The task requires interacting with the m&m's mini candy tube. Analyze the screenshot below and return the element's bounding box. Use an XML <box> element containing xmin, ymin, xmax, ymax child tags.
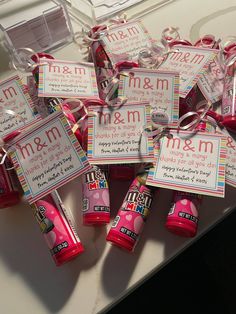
<box><xmin>82</xmin><ymin>165</ymin><xmax>110</xmax><ymax>225</ymax></box>
<box><xmin>31</xmin><ymin>191</ymin><xmax>84</xmax><ymax>266</ymax></box>
<box><xmin>106</xmin><ymin>170</ymin><xmax>153</xmax><ymax>251</ymax></box>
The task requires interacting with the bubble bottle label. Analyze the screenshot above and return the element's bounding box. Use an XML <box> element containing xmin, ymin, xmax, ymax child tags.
<box><xmin>166</xmin><ymin>191</ymin><xmax>202</xmax><ymax>237</ymax></box>
<box><xmin>107</xmin><ymin>173</ymin><xmax>153</xmax><ymax>251</ymax></box>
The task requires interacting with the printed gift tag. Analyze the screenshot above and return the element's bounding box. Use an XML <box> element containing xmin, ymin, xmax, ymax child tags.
<box><xmin>101</xmin><ymin>20</ymin><xmax>154</xmax><ymax>64</ymax></box>
<box><xmin>9</xmin><ymin>111</ymin><xmax>90</xmax><ymax>204</ymax></box>
<box><xmin>223</xmin><ymin>129</ymin><xmax>236</xmax><ymax>188</ymax></box>
<box><xmin>146</xmin><ymin>130</ymin><xmax>226</xmax><ymax>197</ymax></box>
<box><xmin>38</xmin><ymin>59</ymin><xmax>99</xmax><ymax>98</ymax></box>
<box><xmin>197</xmin><ymin>55</ymin><xmax>224</xmax><ymax>103</ymax></box>
<box><xmin>158</xmin><ymin>46</ymin><xmax>218</xmax><ymax>98</ymax></box>
<box><xmin>118</xmin><ymin>68</ymin><xmax>179</xmax><ymax>127</ymax></box>
<box><xmin>87</xmin><ymin>102</ymin><xmax>154</xmax><ymax>164</ymax></box>
<box><xmin>0</xmin><ymin>75</ymin><xmax>40</xmax><ymax>137</ymax></box>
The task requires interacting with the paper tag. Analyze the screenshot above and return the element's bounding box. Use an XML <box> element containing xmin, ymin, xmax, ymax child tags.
<box><xmin>158</xmin><ymin>46</ymin><xmax>218</xmax><ymax>98</ymax></box>
<box><xmin>0</xmin><ymin>75</ymin><xmax>40</xmax><ymax>137</ymax></box>
<box><xmin>197</xmin><ymin>55</ymin><xmax>224</xmax><ymax>103</ymax></box>
<box><xmin>146</xmin><ymin>130</ymin><xmax>226</xmax><ymax>197</ymax></box>
<box><xmin>101</xmin><ymin>20</ymin><xmax>154</xmax><ymax>64</ymax></box>
<box><xmin>118</xmin><ymin>68</ymin><xmax>179</xmax><ymax>127</ymax></box>
<box><xmin>38</xmin><ymin>59</ymin><xmax>99</xmax><ymax>98</ymax></box>
<box><xmin>222</xmin><ymin>129</ymin><xmax>236</xmax><ymax>188</ymax></box>
<box><xmin>9</xmin><ymin>111</ymin><xmax>90</xmax><ymax>204</ymax></box>
<box><xmin>87</xmin><ymin>102</ymin><xmax>154</xmax><ymax>164</ymax></box>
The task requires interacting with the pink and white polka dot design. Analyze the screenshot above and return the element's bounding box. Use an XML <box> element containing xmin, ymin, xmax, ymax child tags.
<box><xmin>111</xmin><ymin>178</ymin><xmax>152</xmax><ymax>247</ymax></box>
<box><xmin>35</xmin><ymin>195</ymin><xmax>79</xmax><ymax>258</ymax></box>
<box><xmin>168</xmin><ymin>191</ymin><xmax>202</xmax><ymax>225</ymax></box>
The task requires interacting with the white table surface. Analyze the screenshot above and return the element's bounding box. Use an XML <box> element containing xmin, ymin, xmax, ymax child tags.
<box><xmin>0</xmin><ymin>0</ymin><xmax>236</xmax><ymax>313</ymax></box>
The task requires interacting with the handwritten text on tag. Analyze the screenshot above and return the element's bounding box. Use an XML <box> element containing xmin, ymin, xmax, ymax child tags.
<box><xmin>38</xmin><ymin>59</ymin><xmax>99</xmax><ymax>99</ymax></box>
<box><xmin>197</xmin><ymin>55</ymin><xmax>224</xmax><ymax>103</ymax></box>
<box><xmin>101</xmin><ymin>20</ymin><xmax>154</xmax><ymax>64</ymax></box>
<box><xmin>147</xmin><ymin>130</ymin><xmax>226</xmax><ymax>197</ymax></box>
<box><xmin>0</xmin><ymin>75</ymin><xmax>40</xmax><ymax>137</ymax></box>
<box><xmin>118</xmin><ymin>68</ymin><xmax>179</xmax><ymax>126</ymax></box>
<box><xmin>159</xmin><ymin>46</ymin><xmax>218</xmax><ymax>98</ymax></box>
<box><xmin>87</xmin><ymin>102</ymin><xmax>154</xmax><ymax>164</ymax></box>
<box><xmin>224</xmin><ymin>129</ymin><xmax>236</xmax><ymax>188</ymax></box>
<box><xmin>9</xmin><ymin>111</ymin><xmax>90</xmax><ymax>203</ymax></box>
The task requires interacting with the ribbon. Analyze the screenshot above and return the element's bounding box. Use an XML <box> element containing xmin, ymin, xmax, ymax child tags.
<box><xmin>0</xmin><ymin>109</ymin><xmax>26</xmax><ymax>168</ymax></box>
<box><xmin>161</xmin><ymin>26</ymin><xmax>180</xmax><ymax>46</ymax></box>
<box><xmin>138</xmin><ymin>26</ymin><xmax>180</xmax><ymax>69</ymax></box>
<box><xmin>103</xmin><ymin>69</ymin><xmax>131</xmax><ymax>107</ymax></box>
<box><xmin>10</xmin><ymin>48</ymin><xmax>49</xmax><ymax>72</ymax></box>
<box><xmin>219</xmin><ymin>36</ymin><xmax>236</xmax><ymax>68</ymax></box>
<box><xmin>177</xmin><ymin>100</ymin><xmax>219</xmax><ymax>132</ymax></box>
<box><xmin>74</xmin><ymin>25</ymin><xmax>108</xmax><ymax>54</ymax></box>
<box><xmin>141</xmin><ymin>111</ymin><xmax>173</xmax><ymax>146</ymax></box>
<box><xmin>107</xmin><ymin>12</ymin><xmax>128</xmax><ymax>26</ymax></box>
<box><xmin>74</xmin><ymin>12</ymin><xmax>127</xmax><ymax>55</ymax></box>
<box><xmin>60</xmin><ymin>98</ymin><xmax>100</xmax><ymax>132</ymax></box>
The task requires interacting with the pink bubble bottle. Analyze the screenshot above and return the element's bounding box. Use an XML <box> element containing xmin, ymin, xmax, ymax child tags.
<box><xmin>31</xmin><ymin>191</ymin><xmax>84</xmax><ymax>266</ymax></box>
<box><xmin>82</xmin><ymin>165</ymin><xmax>110</xmax><ymax>225</ymax></box>
<box><xmin>165</xmin><ymin>117</ymin><xmax>216</xmax><ymax>237</ymax></box>
<box><xmin>165</xmin><ymin>191</ymin><xmax>202</xmax><ymax>237</ymax></box>
<box><xmin>106</xmin><ymin>170</ymin><xmax>153</xmax><ymax>251</ymax></box>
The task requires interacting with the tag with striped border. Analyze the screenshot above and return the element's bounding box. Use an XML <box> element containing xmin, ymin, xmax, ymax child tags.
<box><xmin>100</xmin><ymin>20</ymin><xmax>155</xmax><ymax>65</ymax></box>
<box><xmin>0</xmin><ymin>75</ymin><xmax>40</xmax><ymax>137</ymax></box>
<box><xmin>87</xmin><ymin>102</ymin><xmax>154</xmax><ymax>164</ymax></box>
<box><xmin>8</xmin><ymin>111</ymin><xmax>90</xmax><ymax>204</ymax></box>
<box><xmin>158</xmin><ymin>46</ymin><xmax>218</xmax><ymax>98</ymax></box>
<box><xmin>38</xmin><ymin>59</ymin><xmax>99</xmax><ymax>99</ymax></box>
<box><xmin>118</xmin><ymin>68</ymin><xmax>179</xmax><ymax>128</ymax></box>
<box><xmin>146</xmin><ymin>130</ymin><xmax>226</xmax><ymax>198</ymax></box>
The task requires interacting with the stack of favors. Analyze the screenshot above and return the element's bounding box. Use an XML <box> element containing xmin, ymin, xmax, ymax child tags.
<box><xmin>0</xmin><ymin>15</ymin><xmax>235</xmax><ymax>266</ymax></box>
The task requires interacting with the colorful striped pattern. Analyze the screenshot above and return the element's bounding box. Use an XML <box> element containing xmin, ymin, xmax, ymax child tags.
<box><xmin>0</xmin><ymin>75</ymin><xmax>40</xmax><ymax>136</ymax></box>
<box><xmin>159</xmin><ymin>46</ymin><xmax>218</xmax><ymax>98</ymax></box>
<box><xmin>146</xmin><ymin>131</ymin><xmax>226</xmax><ymax>198</ymax></box>
<box><xmin>87</xmin><ymin>102</ymin><xmax>154</xmax><ymax>164</ymax></box>
<box><xmin>9</xmin><ymin>150</ymin><xmax>31</xmax><ymax>197</ymax></box>
<box><xmin>172</xmin><ymin>74</ymin><xmax>180</xmax><ymax>127</ymax></box>
<box><xmin>226</xmin><ymin>177</ymin><xmax>236</xmax><ymax>188</ymax></box>
<box><xmin>184</xmin><ymin>50</ymin><xmax>218</xmax><ymax>98</ymax></box>
<box><xmin>117</xmin><ymin>69</ymin><xmax>180</xmax><ymax>128</ymax></box>
<box><xmin>100</xmin><ymin>20</ymin><xmax>154</xmax><ymax>65</ymax></box>
<box><xmin>197</xmin><ymin>55</ymin><xmax>223</xmax><ymax>103</ymax></box>
<box><xmin>38</xmin><ymin>63</ymin><xmax>44</xmax><ymax>96</ymax></box>
<box><xmin>9</xmin><ymin>111</ymin><xmax>90</xmax><ymax>204</ymax></box>
<box><xmin>38</xmin><ymin>58</ymin><xmax>99</xmax><ymax>98</ymax></box>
